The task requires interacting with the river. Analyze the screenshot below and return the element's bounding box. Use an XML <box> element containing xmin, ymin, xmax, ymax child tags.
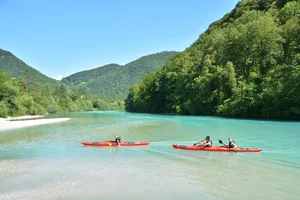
<box><xmin>1</xmin><ymin>111</ymin><xmax>300</xmax><ymax>200</ymax></box>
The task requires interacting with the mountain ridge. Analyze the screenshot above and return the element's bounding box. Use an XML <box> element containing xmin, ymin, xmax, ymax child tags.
<box><xmin>0</xmin><ymin>48</ymin><xmax>60</xmax><ymax>88</ymax></box>
<box><xmin>62</xmin><ymin>51</ymin><xmax>178</xmax><ymax>100</ymax></box>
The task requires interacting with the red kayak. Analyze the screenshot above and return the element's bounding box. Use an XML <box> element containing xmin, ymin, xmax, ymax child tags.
<box><xmin>81</xmin><ymin>141</ymin><xmax>149</xmax><ymax>146</ymax></box>
<box><xmin>172</xmin><ymin>144</ymin><xmax>262</xmax><ymax>152</ymax></box>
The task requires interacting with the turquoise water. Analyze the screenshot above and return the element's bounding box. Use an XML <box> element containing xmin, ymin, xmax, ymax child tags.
<box><xmin>1</xmin><ymin>111</ymin><xmax>300</xmax><ymax>200</ymax></box>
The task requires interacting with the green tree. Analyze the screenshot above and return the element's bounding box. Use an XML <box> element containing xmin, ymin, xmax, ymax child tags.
<box><xmin>0</xmin><ymin>101</ymin><xmax>8</xmax><ymax>117</ymax></box>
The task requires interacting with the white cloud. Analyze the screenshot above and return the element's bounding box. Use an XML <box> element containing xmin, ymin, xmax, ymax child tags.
<box><xmin>56</xmin><ymin>75</ymin><xmax>63</xmax><ymax>81</ymax></box>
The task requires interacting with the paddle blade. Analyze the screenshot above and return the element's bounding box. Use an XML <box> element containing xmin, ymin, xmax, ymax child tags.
<box><xmin>219</xmin><ymin>140</ymin><xmax>223</xmax><ymax>144</ymax></box>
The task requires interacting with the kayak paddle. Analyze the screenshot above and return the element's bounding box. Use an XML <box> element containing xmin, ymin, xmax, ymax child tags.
<box><xmin>219</xmin><ymin>140</ymin><xmax>237</xmax><ymax>153</ymax></box>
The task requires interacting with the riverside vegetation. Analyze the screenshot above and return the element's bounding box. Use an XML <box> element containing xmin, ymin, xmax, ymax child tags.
<box><xmin>0</xmin><ymin>70</ymin><xmax>124</xmax><ymax>117</ymax></box>
<box><xmin>125</xmin><ymin>0</ymin><xmax>300</xmax><ymax>120</ymax></box>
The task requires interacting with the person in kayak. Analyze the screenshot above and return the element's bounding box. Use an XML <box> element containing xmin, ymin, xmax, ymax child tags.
<box><xmin>225</xmin><ymin>138</ymin><xmax>236</xmax><ymax>149</ymax></box>
<box><xmin>113</xmin><ymin>134</ymin><xmax>121</xmax><ymax>147</ymax></box>
<box><xmin>193</xmin><ymin>136</ymin><xmax>212</xmax><ymax>147</ymax></box>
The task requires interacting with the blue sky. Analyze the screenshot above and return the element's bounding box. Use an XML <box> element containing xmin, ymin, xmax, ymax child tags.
<box><xmin>0</xmin><ymin>0</ymin><xmax>239</xmax><ymax>80</ymax></box>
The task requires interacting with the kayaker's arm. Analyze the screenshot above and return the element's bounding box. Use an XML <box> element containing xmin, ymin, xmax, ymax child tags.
<box><xmin>193</xmin><ymin>140</ymin><xmax>205</xmax><ymax>146</ymax></box>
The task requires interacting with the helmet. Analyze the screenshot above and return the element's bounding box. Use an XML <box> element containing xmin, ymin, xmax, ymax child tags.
<box><xmin>206</xmin><ymin>136</ymin><xmax>210</xmax><ymax>140</ymax></box>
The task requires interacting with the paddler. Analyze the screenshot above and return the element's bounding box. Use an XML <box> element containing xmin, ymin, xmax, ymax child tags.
<box><xmin>114</xmin><ymin>134</ymin><xmax>121</xmax><ymax>147</ymax></box>
<box><xmin>193</xmin><ymin>136</ymin><xmax>212</xmax><ymax>147</ymax></box>
<box><xmin>224</xmin><ymin>137</ymin><xmax>237</xmax><ymax>149</ymax></box>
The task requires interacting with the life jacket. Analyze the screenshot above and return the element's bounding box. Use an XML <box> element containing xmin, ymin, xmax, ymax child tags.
<box><xmin>205</xmin><ymin>140</ymin><xmax>212</xmax><ymax>147</ymax></box>
<box><xmin>228</xmin><ymin>141</ymin><xmax>235</xmax><ymax>148</ymax></box>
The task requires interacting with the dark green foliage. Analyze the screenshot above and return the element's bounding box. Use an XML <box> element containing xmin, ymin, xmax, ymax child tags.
<box><xmin>0</xmin><ymin>49</ymin><xmax>60</xmax><ymax>89</ymax></box>
<box><xmin>16</xmin><ymin>94</ymin><xmax>46</xmax><ymax>115</ymax></box>
<box><xmin>0</xmin><ymin>101</ymin><xmax>8</xmax><ymax>117</ymax></box>
<box><xmin>125</xmin><ymin>0</ymin><xmax>300</xmax><ymax>120</ymax></box>
<box><xmin>278</xmin><ymin>1</ymin><xmax>300</xmax><ymax>23</ymax></box>
<box><xmin>62</xmin><ymin>51</ymin><xmax>177</xmax><ymax>100</ymax></box>
<box><xmin>93</xmin><ymin>99</ymin><xmax>124</xmax><ymax>110</ymax></box>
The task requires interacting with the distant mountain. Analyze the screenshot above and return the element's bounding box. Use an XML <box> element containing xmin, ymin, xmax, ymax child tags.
<box><xmin>62</xmin><ymin>51</ymin><xmax>177</xmax><ymax>100</ymax></box>
<box><xmin>0</xmin><ymin>48</ymin><xmax>60</xmax><ymax>88</ymax></box>
<box><xmin>61</xmin><ymin>64</ymin><xmax>121</xmax><ymax>86</ymax></box>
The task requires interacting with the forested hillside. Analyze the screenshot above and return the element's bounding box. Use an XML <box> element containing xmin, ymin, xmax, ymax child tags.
<box><xmin>63</xmin><ymin>51</ymin><xmax>177</xmax><ymax>100</ymax></box>
<box><xmin>0</xmin><ymin>49</ymin><xmax>60</xmax><ymax>89</ymax></box>
<box><xmin>0</xmin><ymin>70</ymin><xmax>123</xmax><ymax>117</ymax></box>
<box><xmin>125</xmin><ymin>0</ymin><xmax>300</xmax><ymax>120</ymax></box>
<box><xmin>61</xmin><ymin>64</ymin><xmax>121</xmax><ymax>86</ymax></box>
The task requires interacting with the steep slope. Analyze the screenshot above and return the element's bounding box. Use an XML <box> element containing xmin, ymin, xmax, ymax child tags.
<box><xmin>125</xmin><ymin>0</ymin><xmax>300</xmax><ymax>120</ymax></box>
<box><xmin>63</xmin><ymin>51</ymin><xmax>177</xmax><ymax>100</ymax></box>
<box><xmin>0</xmin><ymin>48</ymin><xmax>60</xmax><ymax>88</ymax></box>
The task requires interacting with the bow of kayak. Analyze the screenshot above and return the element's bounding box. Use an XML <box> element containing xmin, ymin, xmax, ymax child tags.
<box><xmin>81</xmin><ymin>141</ymin><xmax>149</xmax><ymax>146</ymax></box>
<box><xmin>172</xmin><ymin>144</ymin><xmax>262</xmax><ymax>152</ymax></box>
